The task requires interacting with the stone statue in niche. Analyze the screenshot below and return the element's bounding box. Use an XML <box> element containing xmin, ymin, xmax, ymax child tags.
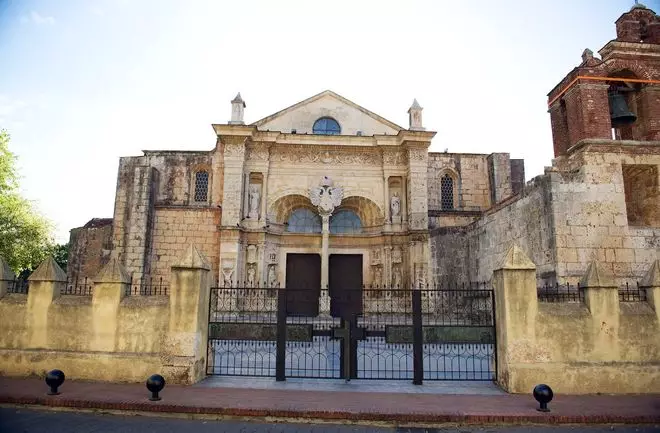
<box><xmin>268</xmin><ymin>265</ymin><xmax>277</xmax><ymax>287</ymax></box>
<box><xmin>373</xmin><ymin>266</ymin><xmax>382</xmax><ymax>287</ymax></box>
<box><xmin>390</xmin><ymin>193</ymin><xmax>401</xmax><ymax>217</ymax></box>
<box><xmin>247</xmin><ymin>265</ymin><xmax>256</xmax><ymax>286</ymax></box>
<box><xmin>248</xmin><ymin>185</ymin><xmax>261</xmax><ymax>219</ymax></box>
<box><xmin>392</xmin><ymin>266</ymin><xmax>402</xmax><ymax>288</ymax></box>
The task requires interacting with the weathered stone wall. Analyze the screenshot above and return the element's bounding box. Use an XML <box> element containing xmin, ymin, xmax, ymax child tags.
<box><xmin>112</xmin><ymin>151</ymin><xmax>216</xmax><ymax>281</ymax></box>
<box><xmin>151</xmin><ymin>208</ymin><xmax>221</xmax><ymax>285</ymax></box>
<box><xmin>67</xmin><ymin>218</ymin><xmax>113</xmax><ymax>283</ymax></box>
<box><xmin>0</xmin><ymin>247</ymin><xmax>211</xmax><ymax>385</ymax></box>
<box><xmin>494</xmin><ymin>248</ymin><xmax>660</xmax><ymax>394</ymax></box>
<box><xmin>432</xmin><ymin>141</ymin><xmax>660</xmax><ymax>286</ymax></box>
<box><xmin>551</xmin><ymin>141</ymin><xmax>660</xmax><ymax>283</ymax></box>
<box><xmin>427</xmin><ymin>153</ymin><xmax>491</xmax><ymax>212</ymax></box>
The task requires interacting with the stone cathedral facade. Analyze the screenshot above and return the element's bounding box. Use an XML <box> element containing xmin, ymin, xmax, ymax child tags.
<box><xmin>68</xmin><ymin>4</ymin><xmax>660</xmax><ymax>290</ymax></box>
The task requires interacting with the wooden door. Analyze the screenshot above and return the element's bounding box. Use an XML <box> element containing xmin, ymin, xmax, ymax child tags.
<box><xmin>285</xmin><ymin>253</ymin><xmax>321</xmax><ymax>316</ymax></box>
<box><xmin>329</xmin><ymin>254</ymin><xmax>363</xmax><ymax>319</ymax></box>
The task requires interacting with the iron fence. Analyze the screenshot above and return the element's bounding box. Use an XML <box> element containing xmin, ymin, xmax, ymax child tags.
<box><xmin>5</xmin><ymin>278</ymin><xmax>29</xmax><ymax>294</ymax></box>
<box><xmin>63</xmin><ymin>277</ymin><xmax>93</xmax><ymax>296</ymax></box>
<box><xmin>125</xmin><ymin>276</ymin><xmax>168</xmax><ymax>296</ymax></box>
<box><xmin>207</xmin><ymin>283</ymin><xmax>496</xmax><ymax>382</ymax></box>
<box><xmin>538</xmin><ymin>283</ymin><xmax>584</xmax><ymax>303</ymax></box>
<box><xmin>619</xmin><ymin>282</ymin><xmax>647</xmax><ymax>302</ymax></box>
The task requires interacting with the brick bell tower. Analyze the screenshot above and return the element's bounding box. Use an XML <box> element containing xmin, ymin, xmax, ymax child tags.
<box><xmin>547</xmin><ymin>2</ymin><xmax>660</xmax><ymax>157</ymax></box>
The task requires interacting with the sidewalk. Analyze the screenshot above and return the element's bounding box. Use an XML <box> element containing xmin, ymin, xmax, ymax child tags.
<box><xmin>0</xmin><ymin>377</ymin><xmax>658</xmax><ymax>425</ymax></box>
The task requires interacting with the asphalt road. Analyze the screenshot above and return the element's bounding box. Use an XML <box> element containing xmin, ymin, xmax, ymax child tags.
<box><xmin>0</xmin><ymin>408</ymin><xmax>658</xmax><ymax>433</ymax></box>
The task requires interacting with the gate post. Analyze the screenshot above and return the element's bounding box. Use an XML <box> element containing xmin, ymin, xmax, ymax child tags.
<box><xmin>161</xmin><ymin>244</ymin><xmax>211</xmax><ymax>385</ymax></box>
<box><xmin>276</xmin><ymin>288</ymin><xmax>287</xmax><ymax>381</ymax></box>
<box><xmin>412</xmin><ymin>289</ymin><xmax>423</xmax><ymax>385</ymax></box>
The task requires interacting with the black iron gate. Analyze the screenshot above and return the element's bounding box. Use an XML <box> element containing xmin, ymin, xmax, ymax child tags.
<box><xmin>207</xmin><ymin>284</ymin><xmax>496</xmax><ymax>382</ymax></box>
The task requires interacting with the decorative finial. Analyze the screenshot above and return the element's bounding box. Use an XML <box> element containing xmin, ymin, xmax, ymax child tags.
<box><xmin>581</xmin><ymin>48</ymin><xmax>594</xmax><ymax>63</ymax></box>
<box><xmin>631</xmin><ymin>1</ymin><xmax>646</xmax><ymax>10</ymax></box>
<box><xmin>229</xmin><ymin>92</ymin><xmax>246</xmax><ymax>125</ymax></box>
<box><xmin>407</xmin><ymin>98</ymin><xmax>424</xmax><ymax>131</ymax></box>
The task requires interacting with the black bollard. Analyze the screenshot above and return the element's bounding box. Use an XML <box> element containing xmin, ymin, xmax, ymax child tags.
<box><xmin>45</xmin><ymin>369</ymin><xmax>65</xmax><ymax>395</ymax></box>
<box><xmin>533</xmin><ymin>384</ymin><xmax>554</xmax><ymax>412</ymax></box>
<box><xmin>146</xmin><ymin>374</ymin><xmax>165</xmax><ymax>401</ymax></box>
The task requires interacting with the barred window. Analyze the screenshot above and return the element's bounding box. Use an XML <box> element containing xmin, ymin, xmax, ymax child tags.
<box><xmin>287</xmin><ymin>208</ymin><xmax>322</xmax><ymax>233</ymax></box>
<box><xmin>194</xmin><ymin>171</ymin><xmax>209</xmax><ymax>202</ymax></box>
<box><xmin>330</xmin><ymin>210</ymin><xmax>362</xmax><ymax>234</ymax></box>
<box><xmin>440</xmin><ymin>174</ymin><xmax>454</xmax><ymax>210</ymax></box>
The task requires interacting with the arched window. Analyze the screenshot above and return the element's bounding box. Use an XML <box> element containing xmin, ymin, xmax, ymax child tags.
<box><xmin>287</xmin><ymin>208</ymin><xmax>322</xmax><ymax>233</ymax></box>
<box><xmin>194</xmin><ymin>171</ymin><xmax>209</xmax><ymax>202</ymax></box>
<box><xmin>312</xmin><ymin>117</ymin><xmax>341</xmax><ymax>135</ymax></box>
<box><xmin>330</xmin><ymin>210</ymin><xmax>362</xmax><ymax>234</ymax></box>
<box><xmin>440</xmin><ymin>174</ymin><xmax>454</xmax><ymax>210</ymax></box>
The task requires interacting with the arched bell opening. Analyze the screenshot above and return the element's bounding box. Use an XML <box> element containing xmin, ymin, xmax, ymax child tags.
<box><xmin>607</xmin><ymin>70</ymin><xmax>642</xmax><ymax>141</ymax></box>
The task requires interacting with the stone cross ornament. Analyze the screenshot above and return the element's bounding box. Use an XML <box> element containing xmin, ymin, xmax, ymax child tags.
<box><xmin>309</xmin><ymin>176</ymin><xmax>343</xmax><ymax>216</ymax></box>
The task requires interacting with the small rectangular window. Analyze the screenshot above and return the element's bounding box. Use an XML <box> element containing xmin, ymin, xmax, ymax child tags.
<box><xmin>194</xmin><ymin>171</ymin><xmax>209</xmax><ymax>202</ymax></box>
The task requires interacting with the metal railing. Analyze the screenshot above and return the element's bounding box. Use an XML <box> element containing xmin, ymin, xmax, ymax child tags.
<box><xmin>125</xmin><ymin>276</ymin><xmax>168</xmax><ymax>296</ymax></box>
<box><xmin>537</xmin><ymin>283</ymin><xmax>584</xmax><ymax>303</ymax></box>
<box><xmin>619</xmin><ymin>282</ymin><xmax>647</xmax><ymax>302</ymax></box>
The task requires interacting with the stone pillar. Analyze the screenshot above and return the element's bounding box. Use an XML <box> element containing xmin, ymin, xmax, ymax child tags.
<box><xmin>487</xmin><ymin>153</ymin><xmax>513</xmax><ymax>204</ymax></box>
<box><xmin>91</xmin><ymin>258</ymin><xmax>130</xmax><ymax>352</ymax></box>
<box><xmin>161</xmin><ymin>244</ymin><xmax>211</xmax><ymax>384</ymax></box>
<box><xmin>580</xmin><ymin>259</ymin><xmax>620</xmax><ymax>361</ymax></box>
<box><xmin>492</xmin><ymin>244</ymin><xmax>537</xmax><ymax>393</ymax></box>
<box><xmin>0</xmin><ymin>256</ymin><xmax>13</xmax><ymax>298</ymax></box>
<box><xmin>260</xmin><ymin>171</ymin><xmax>269</xmax><ymax>224</ymax></box>
<box><xmin>383</xmin><ymin>176</ymin><xmax>390</xmax><ymax>223</ymax></box>
<box><xmin>640</xmin><ymin>259</ymin><xmax>660</xmax><ymax>323</ymax></box>
<box><xmin>26</xmin><ymin>257</ymin><xmax>67</xmax><ymax>349</ymax></box>
<box><xmin>320</xmin><ymin>214</ymin><xmax>330</xmax><ymax>290</ymax></box>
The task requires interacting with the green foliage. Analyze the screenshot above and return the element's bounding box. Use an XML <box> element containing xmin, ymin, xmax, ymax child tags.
<box><xmin>50</xmin><ymin>243</ymin><xmax>69</xmax><ymax>272</ymax></box>
<box><xmin>0</xmin><ymin>130</ymin><xmax>55</xmax><ymax>274</ymax></box>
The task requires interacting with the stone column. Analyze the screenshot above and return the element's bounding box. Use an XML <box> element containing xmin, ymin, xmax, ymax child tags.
<box><xmin>580</xmin><ymin>259</ymin><xmax>620</xmax><ymax>361</ymax></box>
<box><xmin>26</xmin><ymin>257</ymin><xmax>67</xmax><ymax>349</ymax></box>
<box><xmin>91</xmin><ymin>258</ymin><xmax>130</xmax><ymax>352</ymax></box>
<box><xmin>161</xmin><ymin>244</ymin><xmax>211</xmax><ymax>384</ymax></box>
<box><xmin>492</xmin><ymin>244</ymin><xmax>537</xmax><ymax>393</ymax></box>
<box><xmin>640</xmin><ymin>259</ymin><xmax>660</xmax><ymax>323</ymax></box>
<box><xmin>0</xmin><ymin>256</ymin><xmax>13</xmax><ymax>298</ymax></box>
<box><xmin>260</xmin><ymin>172</ymin><xmax>268</xmax><ymax>225</ymax></box>
<box><xmin>383</xmin><ymin>175</ymin><xmax>390</xmax><ymax>223</ymax></box>
<box><xmin>320</xmin><ymin>214</ymin><xmax>330</xmax><ymax>290</ymax></box>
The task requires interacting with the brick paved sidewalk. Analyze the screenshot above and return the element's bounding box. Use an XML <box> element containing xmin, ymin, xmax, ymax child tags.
<box><xmin>0</xmin><ymin>377</ymin><xmax>658</xmax><ymax>425</ymax></box>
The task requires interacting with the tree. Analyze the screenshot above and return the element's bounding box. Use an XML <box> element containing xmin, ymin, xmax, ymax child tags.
<box><xmin>0</xmin><ymin>130</ymin><xmax>55</xmax><ymax>274</ymax></box>
<box><xmin>50</xmin><ymin>243</ymin><xmax>69</xmax><ymax>272</ymax></box>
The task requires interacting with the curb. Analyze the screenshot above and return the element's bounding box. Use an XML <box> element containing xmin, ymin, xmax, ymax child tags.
<box><xmin>2</xmin><ymin>396</ymin><xmax>659</xmax><ymax>425</ymax></box>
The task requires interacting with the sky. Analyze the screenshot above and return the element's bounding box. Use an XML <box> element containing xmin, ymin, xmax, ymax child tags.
<box><xmin>1</xmin><ymin>0</ymin><xmax>658</xmax><ymax>243</ymax></box>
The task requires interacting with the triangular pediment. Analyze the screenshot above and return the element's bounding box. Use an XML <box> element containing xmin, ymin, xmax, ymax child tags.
<box><xmin>252</xmin><ymin>90</ymin><xmax>403</xmax><ymax>136</ymax></box>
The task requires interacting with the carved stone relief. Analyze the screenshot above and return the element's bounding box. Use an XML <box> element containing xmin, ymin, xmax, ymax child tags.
<box><xmin>383</xmin><ymin>150</ymin><xmax>408</xmax><ymax>165</ymax></box>
<box><xmin>246</xmin><ymin>245</ymin><xmax>257</xmax><ymax>264</ymax></box>
<box><xmin>268</xmin><ymin>264</ymin><xmax>278</xmax><ymax>287</ymax></box>
<box><xmin>371</xmin><ymin>248</ymin><xmax>381</xmax><ymax>266</ymax></box>
<box><xmin>392</xmin><ymin>247</ymin><xmax>402</xmax><ymax>264</ymax></box>
<box><xmin>221</xmin><ymin>259</ymin><xmax>235</xmax><ymax>286</ymax></box>
<box><xmin>245</xmin><ymin>146</ymin><xmax>269</xmax><ymax>161</ymax></box>
<box><xmin>272</xmin><ymin>146</ymin><xmax>381</xmax><ymax>165</ymax></box>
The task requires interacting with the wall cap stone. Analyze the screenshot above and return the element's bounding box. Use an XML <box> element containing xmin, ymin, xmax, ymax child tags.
<box><xmin>579</xmin><ymin>259</ymin><xmax>616</xmax><ymax>288</ymax></box>
<box><xmin>93</xmin><ymin>257</ymin><xmax>131</xmax><ymax>284</ymax></box>
<box><xmin>0</xmin><ymin>256</ymin><xmax>14</xmax><ymax>280</ymax></box>
<box><xmin>28</xmin><ymin>257</ymin><xmax>67</xmax><ymax>282</ymax></box>
<box><xmin>640</xmin><ymin>259</ymin><xmax>660</xmax><ymax>288</ymax></box>
<box><xmin>172</xmin><ymin>244</ymin><xmax>211</xmax><ymax>270</ymax></box>
<box><xmin>497</xmin><ymin>244</ymin><xmax>536</xmax><ymax>270</ymax></box>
